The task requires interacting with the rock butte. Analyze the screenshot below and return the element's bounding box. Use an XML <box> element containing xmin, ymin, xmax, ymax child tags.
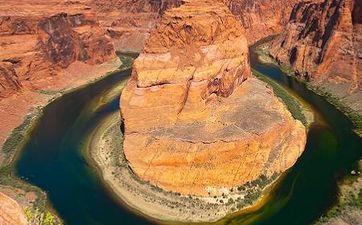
<box><xmin>121</xmin><ymin>0</ymin><xmax>306</xmax><ymax>196</ymax></box>
<box><xmin>0</xmin><ymin>192</ymin><xmax>27</xmax><ymax>225</ymax></box>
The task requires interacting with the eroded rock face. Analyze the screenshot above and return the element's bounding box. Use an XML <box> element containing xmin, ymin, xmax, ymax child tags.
<box><xmin>94</xmin><ymin>0</ymin><xmax>298</xmax><ymax>52</ymax></box>
<box><xmin>0</xmin><ymin>192</ymin><xmax>27</xmax><ymax>225</ymax></box>
<box><xmin>0</xmin><ymin>0</ymin><xmax>116</xmax><ymax>98</ymax></box>
<box><xmin>121</xmin><ymin>0</ymin><xmax>306</xmax><ymax>196</ymax></box>
<box><xmin>92</xmin><ymin>0</ymin><xmax>183</xmax><ymax>52</ymax></box>
<box><xmin>267</xmin><ymin>0</ymin><xmax>362</xmax><ymax>92</ymax></box>
<box><xmin>224</xmin><ymin>0</ymin><xmax>300</xmax><ymax>44</ymax></box>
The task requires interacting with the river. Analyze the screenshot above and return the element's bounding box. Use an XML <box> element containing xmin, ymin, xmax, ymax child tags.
<box><xmin>14</xmin><ymin>51</ymin><xmax>362</xmax><ymax>225</ymax></box>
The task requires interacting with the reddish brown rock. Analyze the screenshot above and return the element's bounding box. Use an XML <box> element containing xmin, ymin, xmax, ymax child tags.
<box><xmin>224</xmin><ymin>0</ymin><xmax>300</xmax><ymax>44</ymax></box>
<box><xmin>121</xmin><ymin>0</ymin><xmax>306</xmax><ymax>196</ymax></box>
<box><xmin>92</xmin><ymin>0</ymin><xmax>183</xmax><ymax>52</ymax></box>
<box><xmin>267</xmin><ymin>0</ymin><xmax>362</xmax><ymax>93</ymax></box>
<box><xmin>0</xmin><ymin>0</ymin><xmax>117</xmax><ymax>98</ymax></box>
<box><xmin>93</xmin><ymin>0</ymin><xmax>298</xmax><ymax>52</ymax></box>
<box><xmin>0</xmin><ymin>192</ymin><xmax>27</xmax><ymax>225</ymax></box>
<box><xmin>0</xmin><ymin>0</ymin><xmax>122</xmax><ymax>164</ymax></box>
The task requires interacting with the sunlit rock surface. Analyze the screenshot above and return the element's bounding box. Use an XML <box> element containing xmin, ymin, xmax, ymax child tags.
<box><xmin>121</xmin><ymin>0</ymin><xmax>306</xmax><ymax>196</ymax></box>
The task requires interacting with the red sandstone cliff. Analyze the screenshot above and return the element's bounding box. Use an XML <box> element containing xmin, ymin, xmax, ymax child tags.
<box><xmin>93</xmin><ymin>0</ymin><xmax>298</xmax><ymax>52</ymax></box>
<box><xmin>224</xmin><ymin>0</ymin><xmax>300</xmax><ymax>44</ymax></box>
<box><xmin>267</xmin><ymin>0</ymin><xmax>362</xmax><ymax>93</ymax></box>
<box><xmin>92</xmin><ymin>0</ymin><xmax>183</xmax><ymax>52</ymax></box>
<box><xmin>0</xmin><ymin>0</ymin><xmax>118</xmax><ymax>98</ymax></box>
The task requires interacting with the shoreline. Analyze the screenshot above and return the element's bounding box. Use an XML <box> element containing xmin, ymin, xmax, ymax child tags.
<box><xmin>252</xmin><ymin>69</ymin><xmax>316</xmax><ymax>128</ymax></box>
<box><xmin>87</xmin><ymin>61</ymin><xmax>313</xmax><ymax>223</ymax></box>
<box><xmin>254</xmin><ymin>45</ymin><xmax>362</xmax><ymax>138</ymax></box>
<box><xmin>316</xmin><ymin>161</ymin><xmax>362</xmax><ymax>225</ymax></box>
<box><xmin>88</xmin><ymin>112</ymin><xmax>283</xmax><ymax>224</ymax></box>
<box><xmin>0</xmin><ymin>55</ymin><xmax>128</xmax><ymax>225</ymax></box>
<box><xmin>252</xmin><ymin>45</ymin><xmax>362</xmax><ymax>224</ymax></box>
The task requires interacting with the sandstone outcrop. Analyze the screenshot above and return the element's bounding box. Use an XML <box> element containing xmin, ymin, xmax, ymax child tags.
<box><xmin>0</xmin><ymin>0</ymin><xmax>117</xmax><ymax>98</ymax></box>
<box><xmin>0</xmin><ymin>192</ymin><xmax>27</xmax><ymax>225</ymax></box>
<box><xmin>267</xmin><ymin>0</ymin><xmax>362</xmax><ymax>93</ymax></box>
<box><xmin>224</xmin><ymin>0</ymin><xmax>300</xmax><ymax>44</ymax></box>
<box><xmin>121</xmin><ymin>0</ymin><xmax>306</xmax><ymax>196</ymax></box>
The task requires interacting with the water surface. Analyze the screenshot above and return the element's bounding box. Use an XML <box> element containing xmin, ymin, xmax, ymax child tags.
<box><xmin>15</xmin><ymin>51</ymin><xmax>362</xmax><ymax>225</ymax></box>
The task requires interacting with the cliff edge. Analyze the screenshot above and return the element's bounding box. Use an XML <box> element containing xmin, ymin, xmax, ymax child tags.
<box><xmin>121</xmin><ymin>0</ymin><xmax>306</xmax><ymax>196</ymax></box>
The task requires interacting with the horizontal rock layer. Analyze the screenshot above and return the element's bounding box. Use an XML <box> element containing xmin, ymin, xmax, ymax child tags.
<box><xmin>0</xmin><ymin>0</ymin><xmax>117</xmax><ymax>98</ymax></box>
<box><xmin>267</xmin><ymin>0</ymin><xmax>362</xmax><ymax>93</ymax></box>
<box><xmin>92</xmin><ymin>0</ymin><xmax>183</xmax><ymax>52</ymax></box>
<box><xmin>121</xmin><ymin>0</ymin><xmax>306</xmax><ymax>196</ymax></box>
<box><xmin>224</xmin><ymin>0</ymin><xmax>299</xmax><ymax>44</ymax></box>
<box><xmin>97</xmin><ymin>0</ymin><xmax>298</xmax><ymax>51</ymax></box>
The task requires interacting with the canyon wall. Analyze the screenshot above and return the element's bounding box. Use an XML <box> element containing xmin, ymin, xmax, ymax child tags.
<box><xmin>224</xmin><ymin>0</ymin><xmax>300</xmax><ymax>44</ymax></box>
<box><xmin>121</xmin><ymin>0</ymin><xmax>306</xmax><ymax>196</ymax></box>
<box><xmin>92</xmin><ymin>0</ymin><xmax>183</xmax><ymax>52</ymax></box>
<box><xmin>98</xmin><ymin>0</ymin><xmax>298</xmax><ymax>52</ymax></box>
<box><xmin>0</xmin><ymin>0</ymin><xmax>118</xmax><ymax>99</ymax></box>
<box><xmin>0</xmin><ymin>0</ymin><xmax>311</xmax><ymax>102</ymax></box>
<box><xmin>267</xmin><ymin>0</ymin><xmax>361</xmax><ymax>93</ymax></box>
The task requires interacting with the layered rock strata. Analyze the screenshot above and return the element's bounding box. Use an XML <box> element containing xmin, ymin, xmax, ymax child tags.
<box><xmin>267</xmin><ymin>0</ymin><xmax>361</xmax><ymax>93</ymax></box>
<box><xmin>121</xmin><ymin>0</ymin><xmax>306</xmax><ymax>196</ymax></box>
<box><xmin>224</xmin><ymin>0</ymin><xmax>300</xmax><ymax>44</ymax></box>
<box><xmin>93</xmin><ymin>0</ymin><xmax>299</xmax><ymax>52</ymax></box>
<box><xmin>92</xmin><ymin>0</ymin><xmax>183</xmax><ymax>52</ymax></box>
<box><xmin>0</xmin><ymin>0</ymin><xmax>117</xmax><ymax>98</ymax></box>
<box><xmin>0</xmin><ymin>0</ymin><xmax>122</xmax><ymax>160</ymax></box>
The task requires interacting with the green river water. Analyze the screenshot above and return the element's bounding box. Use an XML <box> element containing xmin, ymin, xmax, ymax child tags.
<box><xmin>14</xmin><ymin>51</ymin><xmax>362</xmax><ymax>225</ymax></box>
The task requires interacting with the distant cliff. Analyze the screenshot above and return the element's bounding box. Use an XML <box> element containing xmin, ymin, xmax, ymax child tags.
<box><xmin>92</xmin><ymin>0</ymin><xmax>183</xmax><ymax>52</ymax></box>
<box><xmin>0</xmin><ymin>0</ymin><xmax>117</xmax><ymax>98</ymax></box>
<box><xmin>267</xmin><ymin>0</ymin><xmax>361</xmax><ymax>93</ymax></box>
<box><xmin>224</xmin><ymin>0</ymin><xmax>299</xmax><ymax>44</ymax></box>
<box><xmin>94</xmin><ymin>0</ymin><xmax>298</xmax><ymax>52</ymax></box>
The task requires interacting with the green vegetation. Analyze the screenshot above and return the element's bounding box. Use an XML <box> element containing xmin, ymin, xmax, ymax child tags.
<box><xmin>234</xmin><ymin>173</ymin><xmax>280</xmax><ymax>209</ymax></box>
<box><xmin>253</xmin><ymin>69</ymin><xmax>307</xmax><ymax>125</ymax></box>
<box><xmin>118</xmin><ymin>54</ymin><xmax>134</xmax><ymax>69</ymax></box>
<box><xmin>316</xmin><ymin>188</ymin><xmax>362</xmax><ymax>223</ymax></box>
<box><xmin>0</xmin><ymin>53</ymin><xmax>137</xmax><ymax>225</ymax></box>
<box><xmin>308</xmin><ymin>84</ymin><xmax>362</xmax><ymax>136</ymax></box>
<box><xmin>255</xmin><ymin>46</ymin><xmax>295</xmax><ymax>76</ymax></box>
<box><xmin>24</xmin><ymin>207</ymin><xmax>60</xmax><ymax>225</ymax></box>
<box><xmin>255</xmin><ymin>46</ymin><xmax>362</xmax><ymax>136</ymax></box>
<box><xmin>2</xmin><ymin>114</ymin><xmax>35</xmax><ymax>157</ymax></box>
